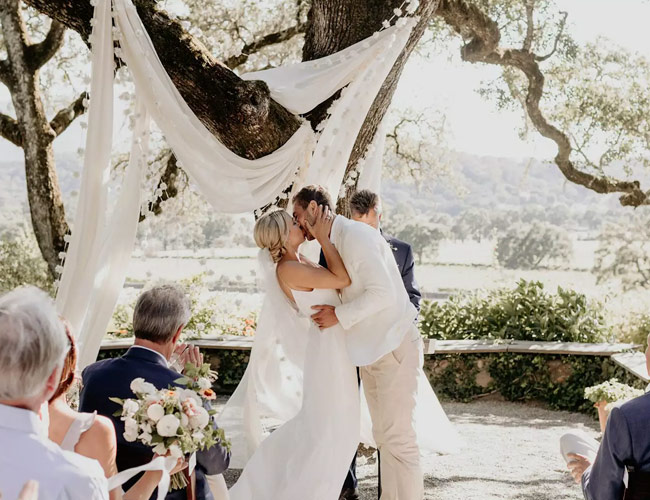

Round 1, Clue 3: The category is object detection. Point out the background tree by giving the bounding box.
[440,0,650,206]
[10,0,650,276]
[496,222,572,270]
[0,1,88,276]
[593,215,650,291]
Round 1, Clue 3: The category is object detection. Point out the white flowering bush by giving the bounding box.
[110,363,229,490]
[584,378,644,410]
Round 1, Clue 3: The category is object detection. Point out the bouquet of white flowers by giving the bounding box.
[111,362,229,490]
[584,378,644,411]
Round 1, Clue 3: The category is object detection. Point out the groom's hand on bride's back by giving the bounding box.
[311,305,339,329]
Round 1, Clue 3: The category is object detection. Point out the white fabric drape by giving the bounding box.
[356,118,387,194]
[57,0,415,369]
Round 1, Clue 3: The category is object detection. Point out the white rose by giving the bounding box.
[147,404,165,422]
[168,444,183,459]
[197,378,211,390]
[123,399,139,416]
[145,394,160,405]
[140,381,157,395]
[130,378,146,393]
[124,429,139,442]
[181,413,189,428]
[152,443,167,455]
[189,407,209,430]
[157,414,180,437]
[181,389,201,404]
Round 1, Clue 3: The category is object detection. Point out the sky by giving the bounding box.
[0,0,649,163]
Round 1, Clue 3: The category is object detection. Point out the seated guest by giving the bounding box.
[0,286,108,500]
[349,189,421,311]
[49,320,185,500]
[561,335,650,500]
[80,284,230,500]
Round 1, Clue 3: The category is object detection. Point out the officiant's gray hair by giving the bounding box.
[0,286,68,400]
[133,284,191,344]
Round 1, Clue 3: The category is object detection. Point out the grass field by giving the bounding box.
[125,239,603,296]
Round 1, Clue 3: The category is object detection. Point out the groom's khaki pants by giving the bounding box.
[361,327,424,500]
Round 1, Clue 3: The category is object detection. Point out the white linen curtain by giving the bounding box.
[56,0,416,369]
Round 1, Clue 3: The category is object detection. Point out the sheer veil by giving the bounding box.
[217,249,310,468]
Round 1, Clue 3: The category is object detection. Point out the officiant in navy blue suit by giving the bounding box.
[319,189,421,500]
[79,284,231,500]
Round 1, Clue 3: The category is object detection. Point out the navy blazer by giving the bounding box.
[79,347,231,500]
[318,230,421,312]
[582,392,650,500]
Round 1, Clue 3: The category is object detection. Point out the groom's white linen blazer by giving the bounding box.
[330,215,418,366]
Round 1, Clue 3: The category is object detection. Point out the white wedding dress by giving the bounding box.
[228,287,360,500]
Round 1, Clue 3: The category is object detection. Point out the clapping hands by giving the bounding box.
[171,343,204,372]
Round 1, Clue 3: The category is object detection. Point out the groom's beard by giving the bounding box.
[303,215,317,240]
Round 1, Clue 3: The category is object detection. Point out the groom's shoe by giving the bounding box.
[339,488,360,500]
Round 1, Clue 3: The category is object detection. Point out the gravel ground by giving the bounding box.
[218,396,600,499]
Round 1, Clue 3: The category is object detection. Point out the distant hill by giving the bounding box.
[0,152,642,230]
[381,152,637,223]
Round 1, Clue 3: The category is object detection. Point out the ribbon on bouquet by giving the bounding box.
[107,455,177,500]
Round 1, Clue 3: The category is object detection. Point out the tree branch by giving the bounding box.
[536,11,567,62]
[522,0,534,52]
[0,112,23,146]
[437,0,649,207]
[139,152,184,222]
[27,19,66,70]
[224,23,307,70]
[49,91,88,137]
[0,59,11,88]
[23,0,301,160]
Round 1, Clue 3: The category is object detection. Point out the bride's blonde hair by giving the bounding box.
[254,210,293,263]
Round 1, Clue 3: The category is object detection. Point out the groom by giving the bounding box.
[293,185,423,500]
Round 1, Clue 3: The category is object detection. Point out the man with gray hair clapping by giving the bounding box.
[80,284,230,500]
[0,286,109,500]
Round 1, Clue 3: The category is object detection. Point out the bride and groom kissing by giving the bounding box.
[230,185,429,500]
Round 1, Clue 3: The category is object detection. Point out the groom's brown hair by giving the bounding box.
[292,185,333,211]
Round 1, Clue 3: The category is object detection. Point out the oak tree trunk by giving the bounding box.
[0,0,69,277]
[24,0,438,212]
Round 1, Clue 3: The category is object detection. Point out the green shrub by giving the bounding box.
[0,233,53,294]
[420,279,608,342]
[109,274,258,339]
[615,312,650,350]
[419,280,641,412]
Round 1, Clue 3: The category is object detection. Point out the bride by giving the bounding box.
[226,205,360,499]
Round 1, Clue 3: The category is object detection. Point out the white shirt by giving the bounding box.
[0,404,109,500]
[332,216,419,366]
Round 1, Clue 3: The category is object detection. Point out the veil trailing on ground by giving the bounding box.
[218,245,462,469]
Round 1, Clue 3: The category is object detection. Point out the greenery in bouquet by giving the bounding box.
[110,362,230,490]
[584,378,644,410]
